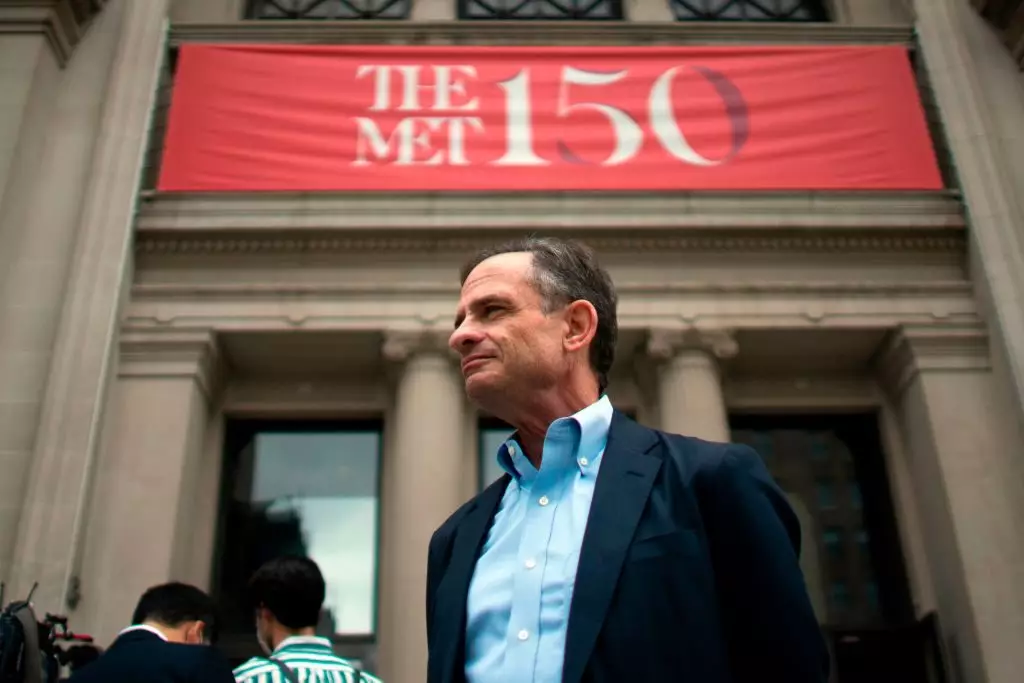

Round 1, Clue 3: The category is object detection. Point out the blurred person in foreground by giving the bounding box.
[67,582,235,683]
[233,555,381,683]
[426,237,829,683]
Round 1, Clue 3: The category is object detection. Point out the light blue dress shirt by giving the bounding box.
[465,395,614,683]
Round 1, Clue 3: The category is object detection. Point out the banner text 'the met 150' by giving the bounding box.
[157,45,943,192]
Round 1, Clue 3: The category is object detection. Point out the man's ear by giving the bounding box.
[185,620,207,645]
[563,300,598,353]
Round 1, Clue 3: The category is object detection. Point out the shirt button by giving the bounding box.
[517,629,530,641]
[538,496,549,506]
[525,558,537,570]
[579,457,589,466]
[507,443,516,457]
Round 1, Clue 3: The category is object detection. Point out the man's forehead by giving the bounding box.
[465,251,534,283]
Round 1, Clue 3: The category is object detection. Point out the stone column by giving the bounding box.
[913,0,1024,427]
[377,330,466,683]
[0,1,120,583]
[73,329,223,644]
[877,325,1024,683]
[8,0,169,612]
[646,328,737,442]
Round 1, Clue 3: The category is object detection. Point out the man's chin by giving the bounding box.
[464,372,503,406]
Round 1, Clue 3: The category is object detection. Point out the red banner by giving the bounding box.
[157,44,943,192]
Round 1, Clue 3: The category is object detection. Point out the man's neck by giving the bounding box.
[271,627,318,651]
[510,388,601,468]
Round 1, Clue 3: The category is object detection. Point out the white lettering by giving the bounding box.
[494,69,548,166]
[355,65,393,112]
[353,116,484,166]
[650,66,727,167]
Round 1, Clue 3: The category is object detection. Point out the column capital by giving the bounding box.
[0,0,109,67]
[874,324,991,399]
[645,327,739,363]
[381,329,455,364]
[119,328,225,401]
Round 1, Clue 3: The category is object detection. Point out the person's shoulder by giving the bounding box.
[233,655,276,682]
[651,426,764,479]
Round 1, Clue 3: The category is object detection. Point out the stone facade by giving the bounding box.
[2,1,1024,682]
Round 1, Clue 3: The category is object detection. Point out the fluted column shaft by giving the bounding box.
[378,331,466,683]
[648,328,737,443]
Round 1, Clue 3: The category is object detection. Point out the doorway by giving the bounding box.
[730,413,944,683]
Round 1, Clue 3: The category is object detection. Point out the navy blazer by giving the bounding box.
[66,630,236,683]
[426,411,829,683]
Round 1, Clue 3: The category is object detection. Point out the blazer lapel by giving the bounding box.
[434,475,509,683]
[562,412,662,683]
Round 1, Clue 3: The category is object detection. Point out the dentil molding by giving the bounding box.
[873,324,991,398]
[134,232,968,258]
[0,0,106,66]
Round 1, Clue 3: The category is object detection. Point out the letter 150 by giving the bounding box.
[493,66,748,167]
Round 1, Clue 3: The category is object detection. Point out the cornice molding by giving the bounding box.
[168,21,914,47]
[136,191,964,233]
[0,0,107,66]
[874,324,991,398]
[647,327,738,361]
[118,328,226,400]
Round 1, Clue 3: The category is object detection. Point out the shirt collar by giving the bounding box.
[118,624,169,642]
[274,634,334,653]
[497,395,614,483]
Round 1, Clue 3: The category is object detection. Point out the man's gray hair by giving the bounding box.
[459,236,619,394]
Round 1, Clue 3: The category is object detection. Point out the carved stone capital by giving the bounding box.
[119,327,225,401]
[646,327,739,363]
[381,329,455,364]
[0,1,108,67]
[874,324,991,399]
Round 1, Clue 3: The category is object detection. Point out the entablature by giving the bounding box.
[135,191,965,233]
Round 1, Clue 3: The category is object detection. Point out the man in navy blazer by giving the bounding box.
[427,237,829,683]
[67,582,235,683]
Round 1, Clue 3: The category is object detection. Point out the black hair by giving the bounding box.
[131,582,219,640]
[248,555,326,630]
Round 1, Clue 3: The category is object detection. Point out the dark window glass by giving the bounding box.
[810,434,830,461]
[830,581,850,611]
[728,414,915,634]
[459,0,624,20]
[823,526,844,560]
[865,581,880,612]
[216,421,381,668]
[816,480,835,509]
[850,482,863,509]
[247,0,411,19]
[671,0,828,21]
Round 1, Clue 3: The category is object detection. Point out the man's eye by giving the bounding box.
[484,305,502,316]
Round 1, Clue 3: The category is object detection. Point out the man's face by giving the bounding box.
[450,252,568,409]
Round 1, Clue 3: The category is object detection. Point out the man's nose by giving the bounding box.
[449,323,482,353]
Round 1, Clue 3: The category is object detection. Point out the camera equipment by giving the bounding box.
[1,583,98,683]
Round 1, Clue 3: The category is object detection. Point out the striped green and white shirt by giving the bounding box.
[233,636,383,683]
